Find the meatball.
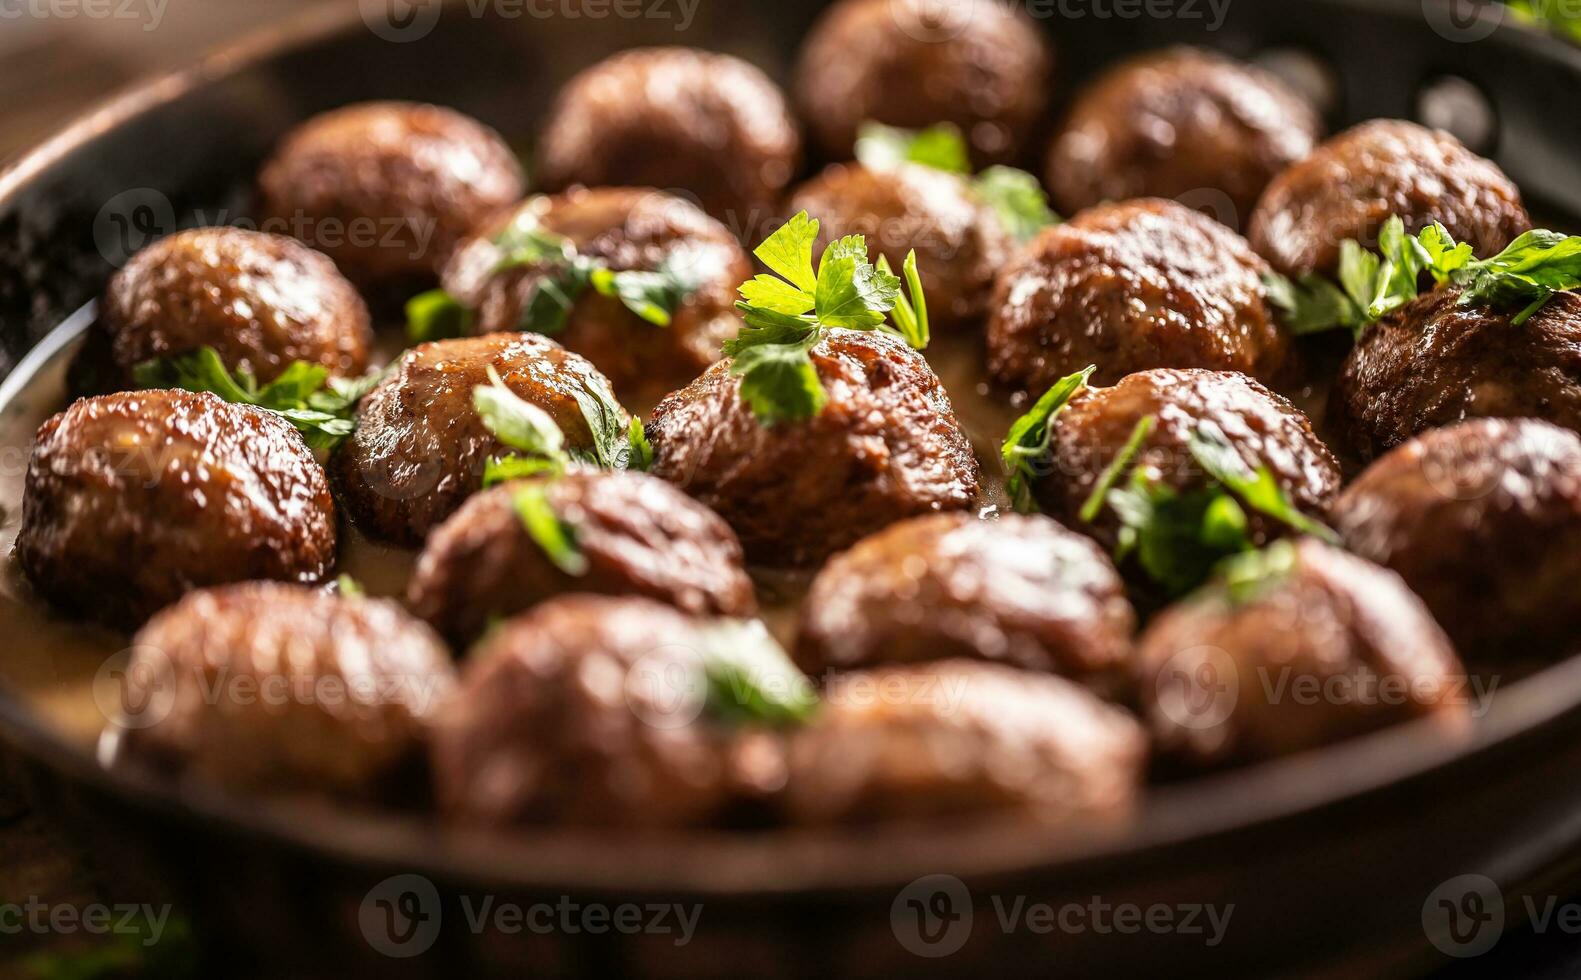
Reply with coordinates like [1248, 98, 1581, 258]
[106, 583, 456, 802]
[795, 0, 1052, 167]
[1248, 119, 1528, 278]
[536, 48, 799, 234]
[1331, 419, 1581, 663]
[84, 227, 372, 391]
[431, 595, 801, 828]
[331, 333, 627, 547]
[780, 660, 1146, 826]
[1137, 539, 1468, 767]
[16, 390, 336, 629]
[788, 163, 1013, 329]
[647, 328, 980, 566]
[441, 187, 752, 397]
[987, 199, 1286, 391]
[1047, 47, 1321, 228]
[409, 469, 756, 649]
[257, 101, 525, 286]
[1331, 287, 1581, 461]
[1037, 369, 1341, 551]
[794, 513, 1136, 697]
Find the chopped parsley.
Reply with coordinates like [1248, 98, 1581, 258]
[1216, 539, 1301, 605]
[695, 620, 819, 727]
[511, 482, 587, 576]
[472, 366, 648, 487]
[1000, 366, 1095, 514]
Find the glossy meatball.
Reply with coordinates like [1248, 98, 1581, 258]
[86, 227, 371, 390]
[257, 101, 525, 286]
[1331, 287, 1581, 461]
[780, 660, 1146, 826]
[331, 333, 626, 546]
[795, 513, 1135, 696]
[16, 391, 336, 629]
[107, 583, 455, 802]
[1038, 369, 1341, 551]
[431, 596, 800, 828]
[795, 0, 1052, 167]
[536, 48, 799, 234]
[788, 163, 1013, 329]
[647, 329, 980, 566]
[1137, 539, 1468, 767]
[987, 199, 1286, 391]
[409, 469, 756, 649]
[1047, 47, 1320, 228]
[1331, 419, 1581, 663]
[1248, 119, 1528, 278]
[441, 187, 752, 397]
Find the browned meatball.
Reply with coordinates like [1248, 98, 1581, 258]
[1137, 539, 1468, 767]
[987, 199, 1286, 391]
[1248, 119, 1528, 278]
[1331, 419, 1581, 663]
[536, 48, 799, 234]
[1047, 47, 1321, 229]
[86, 227, 371, 390]
[431, 595, 800, 828]
[1038, 369, 1341, 551]
[257, 101, 525, 286]
[780, 660, 1146, 826]
[647, 329, 980, 566]
[795, 513, 1135, 697]
[330, 333, 626, 546]
[795, 0, 1052, 167]
[788, 163, 1013, 329]
[409, 469, 756, 649]
[441, 187, 751, 398]
[1331, 287, 1581, 462]
[16, 390, 336, 629]
[106, 583, 456, 802]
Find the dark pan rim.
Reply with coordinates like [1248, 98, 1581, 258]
[3, 0, 1581, 897]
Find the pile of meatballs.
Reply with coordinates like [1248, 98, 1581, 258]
[14, 0, 1581, 836]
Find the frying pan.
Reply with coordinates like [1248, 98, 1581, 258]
[3, 0, 1581, 976]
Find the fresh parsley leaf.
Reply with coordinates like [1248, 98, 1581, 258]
[406, 289, 473, 344]
[877, 251, 930, 350]
[518, 262, 594, 336]
[335, 574, 366, 599]
[590, 258, 699, 328]
[696, 620, 819, 727]
[512, 483, 587, 576]
[1187, 423, 1340, 544]
[729, 330, 826, 426]
[854, 121, 972, 175]
[738, 273, 816, 315]
[1457, 228, 1581, 324]
[483, 453, 565, 488]
[492, 215, 578, 272]
[627, 418, 653, 472]
[1080, 414, 1155, 522]
[474, 366, 567, 459]
[1001, 366, 1096, 514]
[1108, 476, 1253, 597]
[1261, 270, 1366, 337]
[814, 234, 900, 328]
[753, 210, 820, 293]
[973, 165, 1059, 242]
[1217, 539, 1300, 605]
[1416, 222, 1476, 284]
[567, 374, 641, 470]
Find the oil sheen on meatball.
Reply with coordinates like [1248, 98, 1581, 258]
[91, 227, 372, 389]
[1331, 419, 1581, 663]
[257, 101, 525, 285]
[1137, 539, 1468, 767]
[108, 583, 456, 802]
[409, 470, 757, 649]
[987, 198, 1286, 391]
[536, 48, 800, 235]
[1248, 119, 1529, 278]
[441, 187, 752, 397]
[788, 163, 1014, 329]
[795, 0, 1052, 167]
[431, 595, 800, 828]
[780, 660, 1147, 826]
[794, 513, 1136, 696]
[1332, 287, 1581, 461]
[1047, 47, 1321, 228]
[647, 329, 980, 566]
[330, 333, 626, 546]
[16, 390, 337, 629]
[1040, 369, 1341, 550]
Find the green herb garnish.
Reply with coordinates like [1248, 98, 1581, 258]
[726, 211, 931, 425]
[473, 367, 647, 487]
[1000, 366, 1095, 514]
[695, 620, 819, 727]
[1079, 415, 1155, 522]
[132, 346, 378, 451]
[335, 574, 366, 599]
[405, 289, 473, 343]
[511, 482, 587, 576]
[1217, 539, 1301, 605]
